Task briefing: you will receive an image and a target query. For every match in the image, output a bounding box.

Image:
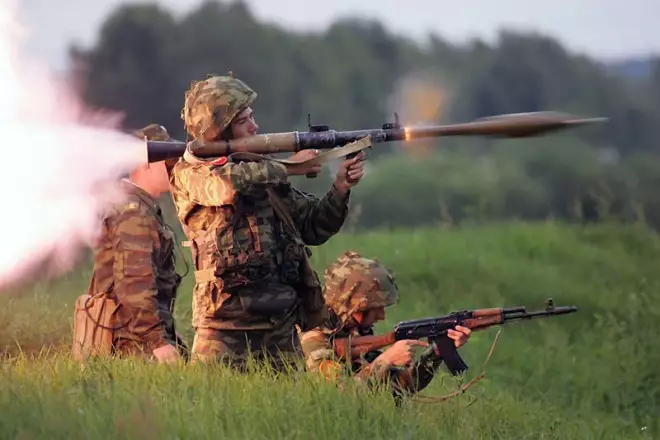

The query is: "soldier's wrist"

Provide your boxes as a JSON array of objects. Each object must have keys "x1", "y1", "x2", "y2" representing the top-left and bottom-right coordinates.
[
  {"x1": 150, "y1": 340, "x2": 173, "y2": 352},
  {"x1": 364, "y1": 359, "x2": 392, "y2": 380},
  {"x1": 329, "y1": 182, "x2": 350, "y2": 201}
]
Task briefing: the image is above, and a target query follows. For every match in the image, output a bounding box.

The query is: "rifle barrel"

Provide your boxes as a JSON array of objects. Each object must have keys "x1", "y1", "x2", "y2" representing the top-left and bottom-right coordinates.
[{"x1": 505, "y1": 306, "x2": 578, "y2": 321}]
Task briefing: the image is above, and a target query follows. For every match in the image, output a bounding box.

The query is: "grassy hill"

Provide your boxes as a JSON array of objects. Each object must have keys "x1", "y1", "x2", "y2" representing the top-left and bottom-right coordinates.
[{"x1": 0, "y1": 222, "x2": 657, "y2": 439}]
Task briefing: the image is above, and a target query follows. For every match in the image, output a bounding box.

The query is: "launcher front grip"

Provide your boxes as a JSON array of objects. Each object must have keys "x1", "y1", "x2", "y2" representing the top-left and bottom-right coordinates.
[{"x1": 305, "y1": 149, "x2": 364, "y2": 179}]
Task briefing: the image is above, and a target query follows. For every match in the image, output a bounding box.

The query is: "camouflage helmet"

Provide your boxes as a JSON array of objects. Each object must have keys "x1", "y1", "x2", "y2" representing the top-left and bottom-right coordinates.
[
  {"x1": 323, "y1": 250, "x2": 399, "y2": 323},
  {"x1": 133, "y1": 123, "x2": 170, "y2": 141},
  {"x1": 180, "y1": 73, "x2": 257, "y2": 141}
]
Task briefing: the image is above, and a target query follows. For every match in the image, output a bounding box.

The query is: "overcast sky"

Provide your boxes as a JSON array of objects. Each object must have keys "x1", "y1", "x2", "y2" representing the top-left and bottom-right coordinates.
[{"x1": 18, "y1": 0, "x2": 660, "y2": 71}]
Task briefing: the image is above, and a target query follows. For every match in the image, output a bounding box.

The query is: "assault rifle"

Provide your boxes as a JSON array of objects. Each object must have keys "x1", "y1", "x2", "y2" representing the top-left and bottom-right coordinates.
[
  {"x1": 332, "y1": 298, "x2": 578, "y2": 376},
  {"x1": 144, "y1": 111, "x2": 607, "y2": 166}
]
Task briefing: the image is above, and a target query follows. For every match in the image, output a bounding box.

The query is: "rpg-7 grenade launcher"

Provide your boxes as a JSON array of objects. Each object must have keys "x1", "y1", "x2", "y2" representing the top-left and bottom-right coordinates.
[{"x1": 144, "y1": 111, "x2": 608, "y2": 167}]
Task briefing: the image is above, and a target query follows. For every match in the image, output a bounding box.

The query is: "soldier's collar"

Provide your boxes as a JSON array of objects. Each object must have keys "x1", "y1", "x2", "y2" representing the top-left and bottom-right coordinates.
[{"x1": 120, "y1": 179, "x2": 159, "y2": 211}]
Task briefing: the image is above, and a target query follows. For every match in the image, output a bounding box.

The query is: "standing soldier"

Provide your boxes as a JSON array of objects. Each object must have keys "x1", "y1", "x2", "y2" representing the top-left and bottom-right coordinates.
[
  {"x1": 72, "y1": 124, "x2": 188, "y2": 364},
  {"x1": 299, "y1": 250, "x2": 472, "y2": 399},
  {"x1": 169, "y1": 73, "x2": 365, "y2": 371}
]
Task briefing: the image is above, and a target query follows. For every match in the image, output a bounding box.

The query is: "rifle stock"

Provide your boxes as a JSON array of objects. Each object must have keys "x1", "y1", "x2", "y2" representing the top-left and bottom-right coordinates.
[{"x1": 333, "y1": 332, "x2": 396, "y2": 360}]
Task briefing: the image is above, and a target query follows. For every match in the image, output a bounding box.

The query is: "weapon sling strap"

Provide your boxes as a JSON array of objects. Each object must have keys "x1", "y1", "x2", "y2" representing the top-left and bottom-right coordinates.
[
  {"x1": 266, "y1": 188, "x2": 303, "y2": 246},
  {"x1": 413, "y1": 329, "x2": 502, "y2": 405}
]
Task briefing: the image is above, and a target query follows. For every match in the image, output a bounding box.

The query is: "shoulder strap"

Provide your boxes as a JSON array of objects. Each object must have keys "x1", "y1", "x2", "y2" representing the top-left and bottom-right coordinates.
[
  {"x1": 266, "y1": 188, "x2": 303, "y2": 243},
  {"x1": 267, "y1": 188, "x2": 328, "y2": 331}
]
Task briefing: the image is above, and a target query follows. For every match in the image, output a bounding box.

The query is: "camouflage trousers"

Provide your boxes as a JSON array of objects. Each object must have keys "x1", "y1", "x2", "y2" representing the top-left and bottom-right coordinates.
[
  {"x1": 113, "y1": 332, "x2": 190, "y2": 362},
  {"x1": 191, "y1": 316, "x2": 304, "y2": 374}
]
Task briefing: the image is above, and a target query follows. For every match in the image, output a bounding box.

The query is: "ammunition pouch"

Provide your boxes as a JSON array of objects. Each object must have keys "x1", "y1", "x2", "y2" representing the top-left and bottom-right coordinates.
[
  {"x1": 187, "y1": 216, "x2": 271, "y2": 290},
  {"x1": 236, "y1": 283, "x2": 298, "y2": 317},
  {"x1": 280, "y1": 243, "x2": 303, "y2": 284},
  {"x1": 194, "y1": 265, "x2": 296, "y2": 319},
  {"x1": 71, "y1": 288, "x2": 122, "y2": 362}
]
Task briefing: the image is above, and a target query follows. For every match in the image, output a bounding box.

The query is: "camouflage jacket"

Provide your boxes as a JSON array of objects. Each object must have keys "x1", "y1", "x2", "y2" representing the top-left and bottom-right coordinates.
[
  {"x1": 169, "y1": 158, "x2": 349, "y2": 331},
  {"x1": 300, "y1": 311, "x2": 444, "y2": 396},
  {"x1": 89, "y1": 179, "x2": 181, "y2": 352}
]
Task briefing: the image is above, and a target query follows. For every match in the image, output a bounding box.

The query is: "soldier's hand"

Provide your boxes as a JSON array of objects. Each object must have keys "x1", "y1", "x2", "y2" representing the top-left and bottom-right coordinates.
[
  {"x1": 287, "y1": 150, "x2": 322, "y2": 176},
  {"x1": 377, "y1": 339, "x2": 428, "y2": 367},
  {"x1": 152, "y1": 343, "x2": 181, "y2": 365},
  {"x1": 334, "y1": 151, "x2": 365, "y2": 194},
  {"x1": 447, "y1": 325, "x2": 472, "y2": 348}
]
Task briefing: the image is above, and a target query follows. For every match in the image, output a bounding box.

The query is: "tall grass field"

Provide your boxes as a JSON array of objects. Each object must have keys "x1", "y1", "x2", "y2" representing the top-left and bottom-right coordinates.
[{"x1": 0, "y1": 222, "x2": 657, "y2": 439}]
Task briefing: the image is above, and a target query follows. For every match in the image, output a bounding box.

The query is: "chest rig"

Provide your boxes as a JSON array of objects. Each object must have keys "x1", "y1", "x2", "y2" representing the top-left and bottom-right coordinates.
[{"x1": 184, "y1": 184, "x2": 298, "y2": 288}]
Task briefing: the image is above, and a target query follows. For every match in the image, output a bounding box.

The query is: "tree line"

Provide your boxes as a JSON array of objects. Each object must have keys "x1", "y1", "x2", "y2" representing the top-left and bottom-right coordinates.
[{"x1": 68, "y1": 0, "x2": 660, "y2": 231}]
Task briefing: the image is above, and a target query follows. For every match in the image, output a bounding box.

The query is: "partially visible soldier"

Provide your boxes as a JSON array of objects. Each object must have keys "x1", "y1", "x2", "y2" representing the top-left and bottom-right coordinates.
[
  {"x1": 299, "y1": 250, "x2": 472, "y2": 399},
  {"x1": 169, "y1": 73, "x2": 365, "y2": 371},
  {"x1": 73, "y1": 123, "x2": 188, "y2": 364}
]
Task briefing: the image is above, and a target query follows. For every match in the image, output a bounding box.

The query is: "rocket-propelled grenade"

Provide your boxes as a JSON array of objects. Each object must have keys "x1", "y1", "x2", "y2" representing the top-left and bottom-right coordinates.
[{"x1": 145, "y1": 111, "x2": 608, "y2": 163}]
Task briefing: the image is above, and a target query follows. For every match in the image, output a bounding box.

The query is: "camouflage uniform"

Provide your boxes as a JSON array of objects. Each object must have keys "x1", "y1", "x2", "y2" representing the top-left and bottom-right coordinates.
[
  {"x1": 170, "y1": 75, "x2": 350, "y2": 371},
  {"x1": 300, "y1": 250, "x2": 445, "y2": 398},
  {"x1": 88, "y1": 124, "x2": 188, "y2": 360}
]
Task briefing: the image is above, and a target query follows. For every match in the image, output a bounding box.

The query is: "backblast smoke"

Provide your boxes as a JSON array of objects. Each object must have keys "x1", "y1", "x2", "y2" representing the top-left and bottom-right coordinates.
[{"x1": 0, "y1": 0, "x2": 146, "y2": 290}]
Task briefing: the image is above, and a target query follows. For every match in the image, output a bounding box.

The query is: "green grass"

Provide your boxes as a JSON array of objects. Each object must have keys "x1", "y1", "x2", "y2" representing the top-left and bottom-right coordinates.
[{"x1": 0, "y1": 221, "x2": 657, "y2": 439}]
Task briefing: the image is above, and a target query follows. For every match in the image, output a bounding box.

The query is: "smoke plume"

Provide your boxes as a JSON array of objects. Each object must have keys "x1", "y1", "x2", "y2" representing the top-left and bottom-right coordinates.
[
  {"x1": 386, "y1": 70, "x2": 454, "y2": 157},
  {"x1": 0, "y1": 0, "x2": 146, "y2": 290}
]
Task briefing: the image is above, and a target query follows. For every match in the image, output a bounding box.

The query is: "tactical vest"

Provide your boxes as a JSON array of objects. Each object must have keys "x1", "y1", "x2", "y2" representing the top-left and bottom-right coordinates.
[{"x1": 184, "y1": 185, "x2": 327, "y2": 331}]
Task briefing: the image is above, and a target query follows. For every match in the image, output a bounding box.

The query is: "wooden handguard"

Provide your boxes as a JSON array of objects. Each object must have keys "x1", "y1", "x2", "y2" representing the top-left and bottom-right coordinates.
[
  {"x1": 472, "y1": 307, "x2": 503, "y2": 317},
  {"x1": 462, "y1": 315, "x2": 504, "y2": 331}
]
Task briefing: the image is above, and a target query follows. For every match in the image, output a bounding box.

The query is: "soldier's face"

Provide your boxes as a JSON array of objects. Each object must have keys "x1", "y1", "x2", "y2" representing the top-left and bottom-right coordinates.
[
  {"x1": 353, "y1": 307, "x2": 386, "y2": 328},
  {"x1": 230, "y1": 107, "x2": 259, "y2": 139}
]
